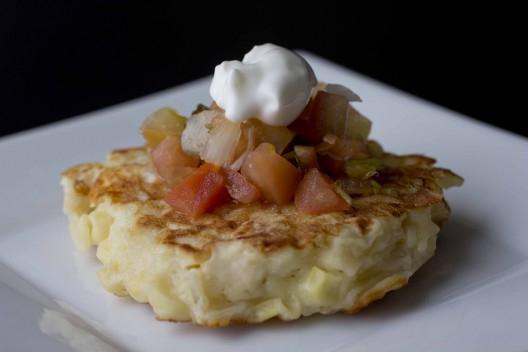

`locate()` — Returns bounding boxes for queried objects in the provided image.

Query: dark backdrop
[1,2,524,137]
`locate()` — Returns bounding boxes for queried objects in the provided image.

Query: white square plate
[1,52,527,352]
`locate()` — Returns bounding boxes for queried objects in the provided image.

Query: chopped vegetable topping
[323,84,362,102]
[224,168,261,204]
[245,119,295,154]
[181,110,220,157]
[366,140,384,158]
[333,182,353,205]
[382,154,436,168]
[432,169,464,188]
[191,103,210,115]
[289,91,371,144]
[165,164,229,218]
[294,169,349,214]
[137,80,458,218]
[141,107,187,147]
[344,158,384,179]
[151,136,199,186]
[294,145,318,170]
[318,155,346,177]
[230,125,256,171]
[200,118,242,167]
[241,143,301,205]
[316,134,369,161]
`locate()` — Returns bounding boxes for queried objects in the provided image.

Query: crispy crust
[344,274,409,314]
[62,147,459,256]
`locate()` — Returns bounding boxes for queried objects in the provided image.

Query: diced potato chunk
[148,276,190,321]
[301,266,342,306]
[254,298,286,322]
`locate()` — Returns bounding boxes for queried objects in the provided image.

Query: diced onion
[313,82,362,102]
[200,118,242,167]
[289,91,371,144]
[324,83,362,102]
[343,105,371,142]
[181,110,219,157]
[229,125,256,171]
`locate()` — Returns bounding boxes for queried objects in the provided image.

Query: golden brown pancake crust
[63,147,460,256]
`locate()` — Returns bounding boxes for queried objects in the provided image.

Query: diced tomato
[223,168,261,203]
[294,168,349,215]
[141,107,187,147]
[151,136,200,186]
[165,163,229,217]
[241,143,302,205]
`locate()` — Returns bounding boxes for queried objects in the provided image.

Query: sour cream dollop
[209,43,317,126]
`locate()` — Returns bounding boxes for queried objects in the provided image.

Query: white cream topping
[209,43,317,126]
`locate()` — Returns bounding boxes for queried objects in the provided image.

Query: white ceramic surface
[1,52,527,352]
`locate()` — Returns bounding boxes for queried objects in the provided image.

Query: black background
[1,2,524,138]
